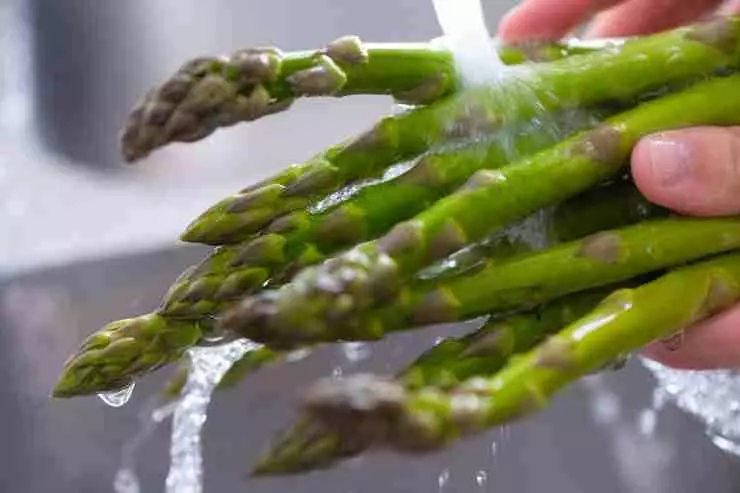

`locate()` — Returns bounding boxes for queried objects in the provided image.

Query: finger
[643,302,740,370]
[584,0,723,38]
[497,0,625,42]
[718,0,740,15]
[631,127,740,216]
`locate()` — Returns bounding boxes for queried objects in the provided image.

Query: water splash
[165,339,259,493]
[642,358,740,456]
[113,397,179,493]
[98,382,136,408]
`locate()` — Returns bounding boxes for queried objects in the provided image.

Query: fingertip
[631,127,740,217]
[643,303,740,370]
[496,0,594,42]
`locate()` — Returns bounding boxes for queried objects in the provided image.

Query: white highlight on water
[164,339,259,493]
[437,468,450,490]
[98,382,136,408]
[642,358,740,456]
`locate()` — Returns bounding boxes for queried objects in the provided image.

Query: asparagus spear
[223,213,740,348]
[120,36,604,163]
[178,16,738,245]
[300,250,740,453]
[219,73,740,344]
[52,180,662,397]
[163,109,606,317]
[119,36,456,163]
[251,286,629,475]
[52,314,205,398]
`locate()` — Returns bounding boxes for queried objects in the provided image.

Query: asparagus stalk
[120,36,604,163]
[223,214,740,348]
[163,109,606,318]
[52,180,662,397]
[219,73,740,344]
[300,250,740,452]
[178,16,738,245]
[120,36,456,163]
[251,286,629,475]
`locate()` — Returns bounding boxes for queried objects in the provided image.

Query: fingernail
[646,137,693,187]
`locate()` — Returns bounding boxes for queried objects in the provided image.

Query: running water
[113,398,179,493]
[164,340,259,493]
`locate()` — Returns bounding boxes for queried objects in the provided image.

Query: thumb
[631,127,740,216]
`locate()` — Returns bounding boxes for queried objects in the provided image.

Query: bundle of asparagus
[54,15,740,478]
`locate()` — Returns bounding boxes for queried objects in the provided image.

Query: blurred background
[2,0,740,491]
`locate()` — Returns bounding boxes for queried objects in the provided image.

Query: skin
[498,0,740,369]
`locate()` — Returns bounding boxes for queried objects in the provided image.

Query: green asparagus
[251,285,632,475]
[299,250,740,452]
[53,179,662,397]
[180,16,739,245]
[222,214,740,348]
[120,36,606,163]
[163,109,606,318]
[218,73,740,344]
[52,314,205,398]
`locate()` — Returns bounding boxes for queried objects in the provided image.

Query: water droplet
[98,382,135,408]
[341,342,370,363]
[332,367,344,378]
[113,468,140,493]
[475,470,488,489]
[437,468,450,490]
[581,375,621,426]
[285,348,311,362]
[638,409,657,436]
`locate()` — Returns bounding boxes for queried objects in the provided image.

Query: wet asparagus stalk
[223,214,740,349]
[53,179,663,397]
[219,73,740,344]
[164,109,606,318]
[178,16,738,245]
[251,285,633,476]
[120,36,605,163]
[300,250,740,453]
[160,179,661,401]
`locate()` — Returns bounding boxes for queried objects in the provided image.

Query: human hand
[498,1,740,369]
